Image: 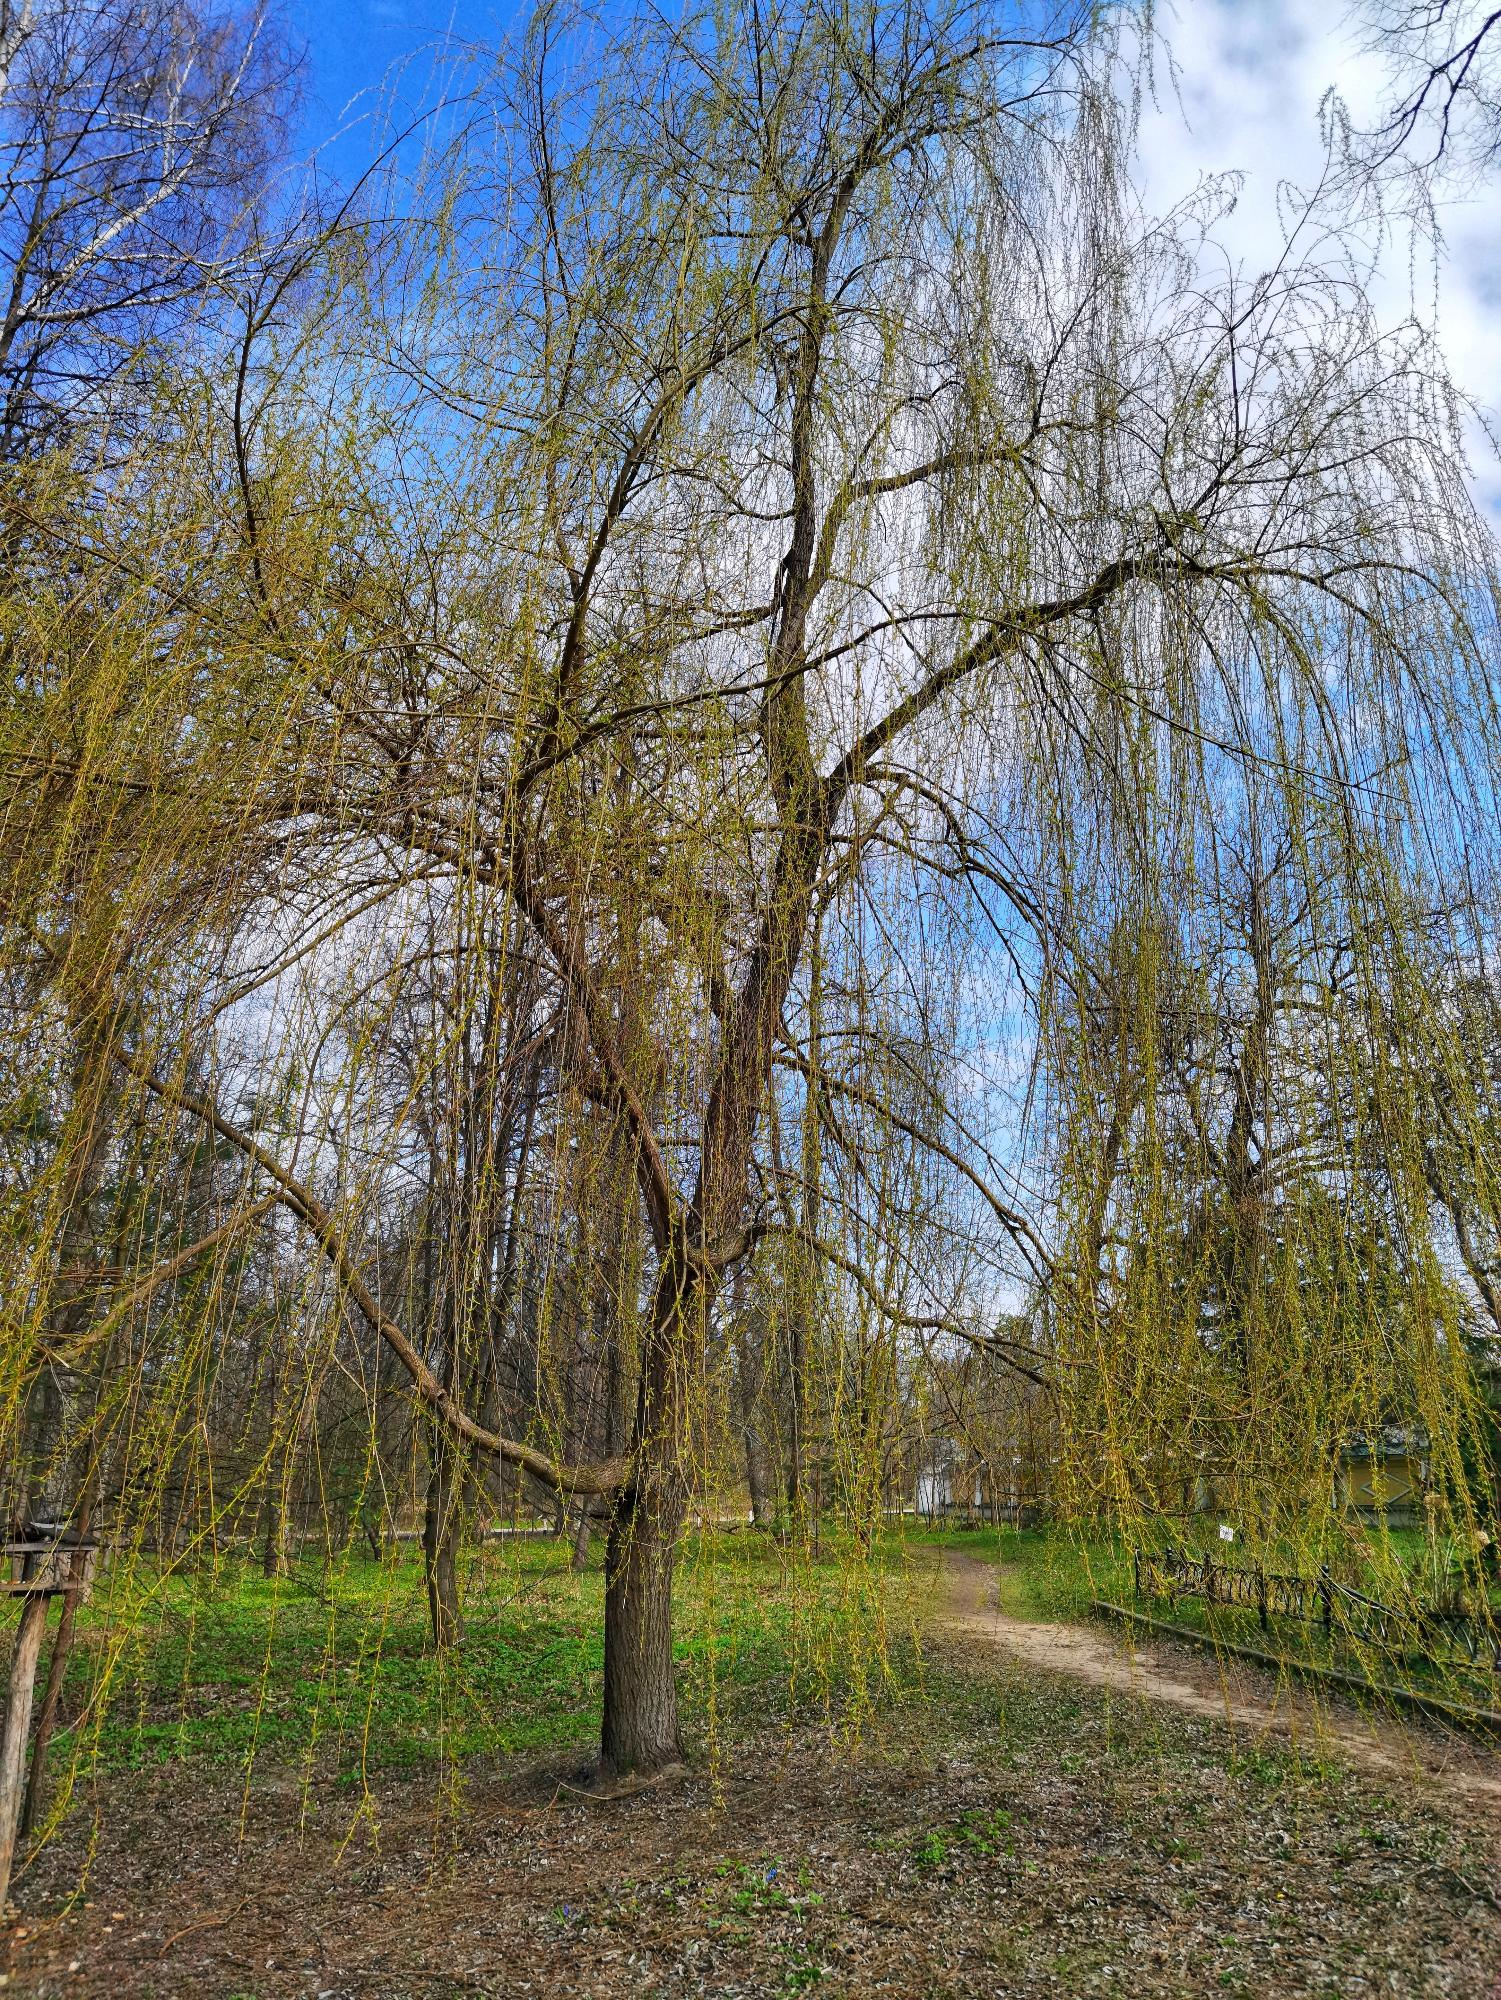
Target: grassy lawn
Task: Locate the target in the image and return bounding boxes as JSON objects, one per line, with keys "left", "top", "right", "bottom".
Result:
{"left": 28, "top": 1524, "right": 934, "bottom": 1795}
{"left": 15, "top": 1515, "right": 1493, "bottom": 1813}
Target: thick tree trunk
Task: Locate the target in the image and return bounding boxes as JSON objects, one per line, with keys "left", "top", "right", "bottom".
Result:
{"left": 600, "top": 1481, "right": 684, "bottom": 1778}
{"left": 598, "top": 1259, "right": 691, "bottom": 1779}
{"left": 570, "top": 1504, "right": 593, "bottom": 1571}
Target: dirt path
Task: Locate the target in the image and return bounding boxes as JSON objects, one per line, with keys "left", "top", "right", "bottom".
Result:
{"left": 935, "top": 1551, "right": 1501, "bottom": 1809}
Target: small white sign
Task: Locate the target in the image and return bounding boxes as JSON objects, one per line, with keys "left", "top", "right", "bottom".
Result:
{"left": 1218, "top": 1523, "right": 1235, "bottom": 1543}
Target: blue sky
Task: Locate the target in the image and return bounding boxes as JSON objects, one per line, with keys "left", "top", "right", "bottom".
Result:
{"left": 1132, "top": 2, "right": 1501, "bottom": 515}
{"left": 283, "top": 0, "right": 518, "bottom": 188}
{"left": 281, "top": 0, "right": 1501, "bottom": 513}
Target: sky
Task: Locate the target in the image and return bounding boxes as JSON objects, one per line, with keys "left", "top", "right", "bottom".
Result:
{"left": 281, "top": 0, "right": 1501, "bottom": 513}
{"left": 1131, "top": 2, "right": 1501, "bottom": 515}
{"left": 283, "top": 0, "right": 514, "bottom": 185}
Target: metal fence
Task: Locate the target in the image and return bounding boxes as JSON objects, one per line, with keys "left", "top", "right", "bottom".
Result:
{"left": 1133, "top": 1545, "right": 1501, "bottom": 1679}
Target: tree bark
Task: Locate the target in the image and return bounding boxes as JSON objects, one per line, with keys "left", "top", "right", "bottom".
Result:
{"left": 599, "top": 1258, "right": 691, "bottom": 1778}
{"left": 600, "top": 1485, "right": 683, "bottom": 1778}
{"left": 731, "top": 1267, "right": 774, "bottom": 1528}
{"left": 745, "top": 1422, "right": 773, "bottom": 1529}
{"left": 423, "top": 1425, "right": 463, "bottom": 1651}
{"left": 740, "top": 1323, "right": 775, "bottom": 1529}
{"left": 259, "top": 1481, "right": 289, "bottom": 1578}
{"left": 0, "top": 1594, "right": 50, "bottom": 1914}
{"left": 570, "top": 1504, "right": 593, "bottom": 1571}
{"left": 784, "top": 1310, "right": 806, "bottom": 1520}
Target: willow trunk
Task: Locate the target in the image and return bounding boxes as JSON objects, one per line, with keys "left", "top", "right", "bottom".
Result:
{"left": 599, "top": 1257, "right": 693, "bottom": 1778}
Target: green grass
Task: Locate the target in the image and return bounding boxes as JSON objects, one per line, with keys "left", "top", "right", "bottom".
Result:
{"left": 17, "top": 1513, "right": 1495, "bottom": 1809}
{"left": 29, "top": 1523, "right": 930, "bottom": 1791}
{"left": 60, "top": 1536, "right": 606, "bottom": 1778}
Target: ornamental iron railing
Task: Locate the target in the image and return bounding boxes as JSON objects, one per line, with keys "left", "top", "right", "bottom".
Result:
{"left": 1132, "top": 1545, "right": 1501, "bottom": 1678}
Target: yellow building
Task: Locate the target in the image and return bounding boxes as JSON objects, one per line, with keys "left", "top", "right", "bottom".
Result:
{"left": 1335, "top": 1431, "right": 1427, "bottom": 1520}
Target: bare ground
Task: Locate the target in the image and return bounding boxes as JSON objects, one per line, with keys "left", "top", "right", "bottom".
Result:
{"left": 0, "top": 1553, "right": 1497, "bottom": 2000}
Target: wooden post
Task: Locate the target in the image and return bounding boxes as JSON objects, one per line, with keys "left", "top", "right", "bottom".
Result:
{"left": 18, "top": 1535, "right": 90, "bottom": 1842}
{"left": 0, "top": 1529, "right": 96, "bottom": 1911}
{"left": 0, "top": 1593, "right": 51, "bottom": 1915}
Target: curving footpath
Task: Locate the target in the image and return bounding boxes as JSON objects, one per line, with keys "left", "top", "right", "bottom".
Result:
{"left": 934, "top": 1551, "right": 1501, "bottom": 1810}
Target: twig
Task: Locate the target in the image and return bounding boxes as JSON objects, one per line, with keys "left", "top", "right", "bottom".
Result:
{"left": 1420, "top": 1862, "right": 1501, "bottom": 1913}
{"left": 155, "top": 1899, "right": 246, "bottom": 1956}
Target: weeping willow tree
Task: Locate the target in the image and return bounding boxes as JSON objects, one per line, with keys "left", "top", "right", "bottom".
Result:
{"left": 4, "top": 0, "right": 1501, "bottom": 1820}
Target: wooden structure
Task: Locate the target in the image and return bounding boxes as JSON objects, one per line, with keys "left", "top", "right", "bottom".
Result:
{"left": 0, "top": 1526, "right": 96, "bottom": 1914}
{"left": 1335, "top": 1429, "right": 1428, "bottom": 1524}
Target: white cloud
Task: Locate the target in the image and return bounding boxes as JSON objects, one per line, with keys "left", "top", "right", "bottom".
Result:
{"left": 1131, "top": 1, "right": 1501, "bottom": 515}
